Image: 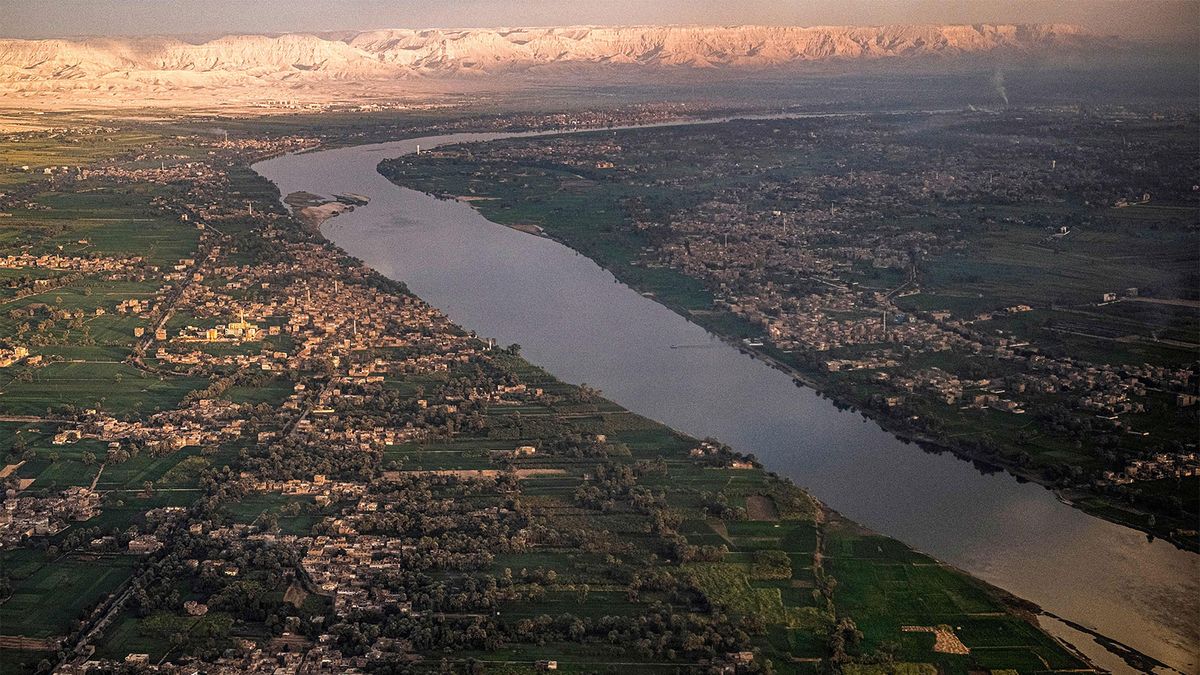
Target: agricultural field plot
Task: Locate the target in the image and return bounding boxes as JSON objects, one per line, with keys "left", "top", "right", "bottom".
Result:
{"left": 0, "top": 278, "right": 160, "bottom": 314}
{"left": 92, "top": 609, "right": 237, "bottom": 663}
{"left": 10, "top": 456, "right": 102, "bottom": 492}
{"left": 966, "top": 306, "right": 1198, "bottom": 369}
{"left": 385, "top": 448, "right": 499, "bottom": 472}
{"left": 0, "top": 361, "right": 205, "bottom": 416}
{"left": 2, "top": 193, "right": 199, "bottom": 269}
{"left": 609, "top": 427, "right": 697, "bottom": 459}
{"left": 220, "top": 381, "right": 295, "bottom": 406}
{"left": 685, "top": 561, "right": 824, "bottom": 629}
{"left": 0, "top": 130, "right": 166, "bottom": 189}
{"left": 222, "top": 493, "right": 334, "bottom": 535}
{"left": 0, "top": 420, "right": 58, "bottom": 452}
{"left": 500, "top": 589, "right": 643, "bottom": 621}
{"left": 451, "top": 643, "right": 686, "bottom": 673}
{"left": 0, "top": 555, "right": 136, "bottom": 639}
{"left": 11, "top": 435, "right": 212, "bottom": 495}
{"left": 388, "top": 385, "right": 853, "bottom": 665}
{"left": 90, "top": 615, "right": 172, "bottom": 662}
{"left": 80, "top": 489, "right": 203, "bottom": 536}
{"left": 33, "top": 344, "right": 133, "bottom": 362}
{"left": 922, "top": 219, "right": 1195, "bottom": 309}
{"left": 914, "top": 213, "right": 1199, "bottom": 368}
{"left": 95, "top": 446, "right": 211, "bottom": 490}
{"left": 678, "top": 519, "right": 730, "bottom": 548}
{"left": 823, "top": 518, "right": 1088, "bottom": 673}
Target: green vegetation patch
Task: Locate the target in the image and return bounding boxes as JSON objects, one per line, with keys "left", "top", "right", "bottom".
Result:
{"left": 0, "top": 555, "right": 136, "bottom": 638}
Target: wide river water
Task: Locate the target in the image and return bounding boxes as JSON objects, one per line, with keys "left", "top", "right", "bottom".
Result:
{"left": 254, "top": 119, "right": 1198, "bottom": 674}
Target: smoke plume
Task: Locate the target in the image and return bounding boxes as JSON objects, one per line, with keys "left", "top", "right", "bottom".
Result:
{"left": 991, "top": 70, "right": 1009, "bottom": 106}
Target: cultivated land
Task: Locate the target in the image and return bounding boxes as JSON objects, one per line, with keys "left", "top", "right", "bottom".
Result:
{"left": 381, "top": 109, "right": 1200, "bottom": 549}
{"left": 0, "top": 111, "right": 1094, "bottom": 673}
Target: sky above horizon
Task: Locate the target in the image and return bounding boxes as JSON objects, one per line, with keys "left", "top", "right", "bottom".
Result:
{"left": 1, "top": 0, "right": 1196, "bottom": 41}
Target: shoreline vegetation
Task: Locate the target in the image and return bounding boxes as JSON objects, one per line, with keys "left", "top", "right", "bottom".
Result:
{"left": 375, "top": 114, "right": 1199, "bottom": 554}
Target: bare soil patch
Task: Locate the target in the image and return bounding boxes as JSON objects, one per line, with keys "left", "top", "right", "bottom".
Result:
{"left": 745, "top": 494, "right": 780, "bottom": 521}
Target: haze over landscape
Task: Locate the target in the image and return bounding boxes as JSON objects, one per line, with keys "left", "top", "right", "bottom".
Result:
{"left": 0, "top": 2, "right": 1196, "bottom": 675}
{"left": 1, "top": 0, "right": 1197, "bottom": 40}
{"left": 0, "top": 23, "right": 1122, "bottom": 107}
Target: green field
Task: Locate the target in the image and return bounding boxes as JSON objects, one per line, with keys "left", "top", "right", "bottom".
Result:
{"left": 824, "top": 519, "right": 1088, "bottom": 673}
{"left": 0, "top": 555, "right": 136, "bottom": 638}
{"left": 0, "top": 361, "right": 204, "bottom": 416}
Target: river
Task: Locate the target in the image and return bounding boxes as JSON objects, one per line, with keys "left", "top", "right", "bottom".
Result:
{"left": 253, "top": 118, "right": 1199, "bottom": 674}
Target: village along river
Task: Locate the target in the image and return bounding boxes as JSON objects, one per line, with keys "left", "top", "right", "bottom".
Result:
{"left": 253, "top": 118, "right": 1198, "bottom": 674}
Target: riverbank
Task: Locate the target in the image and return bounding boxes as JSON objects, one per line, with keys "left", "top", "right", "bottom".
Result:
{"left": 455, "top": 209, "right": 1197, "bottom": 553}
{"left": 394, "top": 166, "right": 1197, "bottom": 553}
{"left": 370, "top": 184, "right": 1189, "bottom": 674}
{"left": 246, "top": 152, "right": 1101, "bottom": 675}
{"left": 252, "top": 124, "right": 1199, "bottom": 674}
{"left": 309, "top": 183, "right": 1176, "bottom": 670}
{"left": 724, "top": 334, "right": 1196, "bottom": 553}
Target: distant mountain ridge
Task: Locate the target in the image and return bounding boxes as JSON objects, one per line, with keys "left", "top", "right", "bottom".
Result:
{"left": 0, "top": 24, "right": 1113, "bottom": 107}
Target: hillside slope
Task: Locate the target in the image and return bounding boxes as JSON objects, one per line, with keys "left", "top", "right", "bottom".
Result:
{"left": 0, "top": 24, "right": 1111, "bottom": 107}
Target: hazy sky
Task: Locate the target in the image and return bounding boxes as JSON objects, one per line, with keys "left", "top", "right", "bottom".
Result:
{"left": 2, "top": 0, "right": 1196, "bottom": 41}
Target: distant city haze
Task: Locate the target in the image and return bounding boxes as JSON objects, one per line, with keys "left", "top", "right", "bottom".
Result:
{"left": 1, "top": 0, "right": 1196, "bottom": 41}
